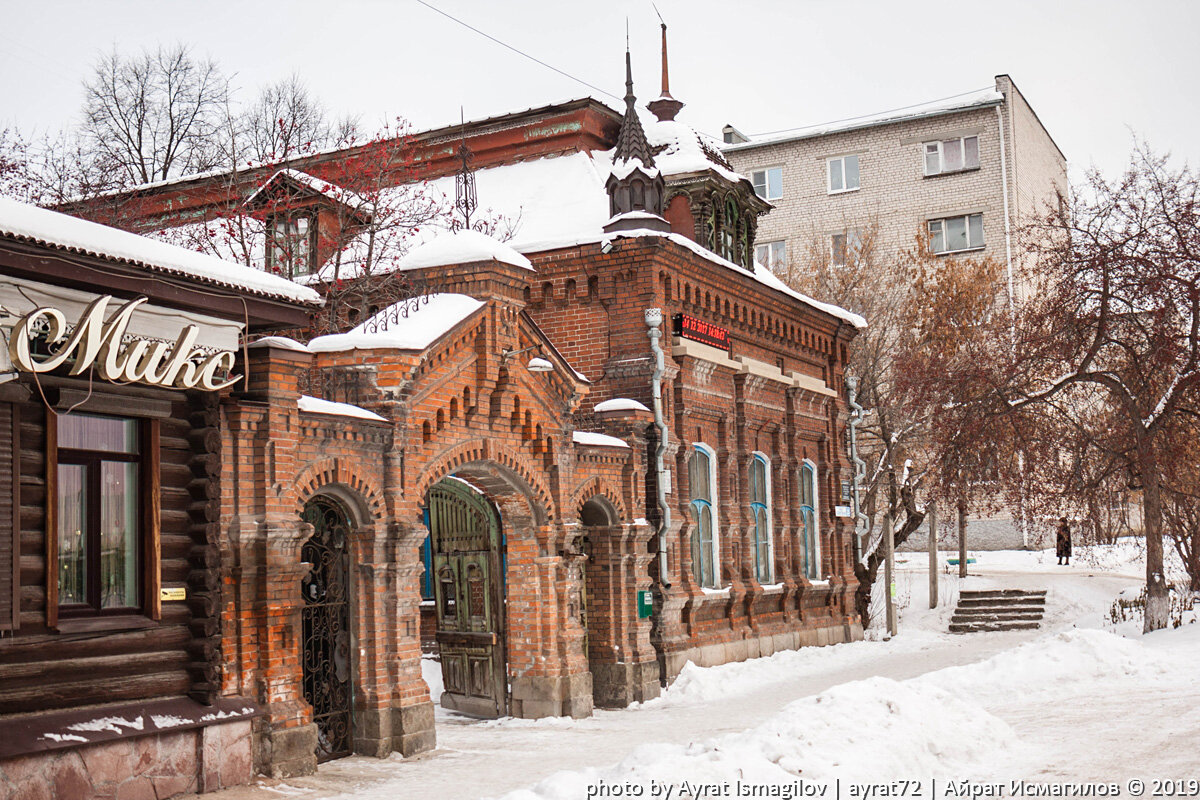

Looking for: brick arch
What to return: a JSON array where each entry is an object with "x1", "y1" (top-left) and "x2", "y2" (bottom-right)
[
  {"x1": 414, "y1": 438, "x2": 557, "y2": 525},
  {"x1": 293, "y1": 458, "x2": 386, "y2": 524},
  {"x1": 569, "y1": 477, "x2": 628, "y2": 524}
]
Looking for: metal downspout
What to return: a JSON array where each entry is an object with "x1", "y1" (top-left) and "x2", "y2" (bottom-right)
[{"x1": 645, "y1": 308, "x2": 672, "y2": 588}]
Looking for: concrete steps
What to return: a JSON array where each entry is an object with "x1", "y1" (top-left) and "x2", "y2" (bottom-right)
[{"x1": 950, "y1": 589, "x2": 1046, "y2": 634}]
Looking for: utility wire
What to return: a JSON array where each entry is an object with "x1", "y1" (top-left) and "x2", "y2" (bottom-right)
[{"x1": 415, "y1": 0, "x2": 621, "y2": 103}]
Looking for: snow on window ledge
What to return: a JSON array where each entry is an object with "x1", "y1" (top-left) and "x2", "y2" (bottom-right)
[
  {"x1": 700, "y1": 586, "x2": 730, "y2": 596},
  {"x1": 760, "y1": 582, "x2": 785, "y2": 593}
]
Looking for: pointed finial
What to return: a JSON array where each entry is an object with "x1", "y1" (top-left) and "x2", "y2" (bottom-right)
[{"x1": 647, "y1": 11, "x2": 685, "y2": 122}]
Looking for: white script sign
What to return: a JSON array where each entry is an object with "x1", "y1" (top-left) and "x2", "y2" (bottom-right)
[{"x1": 9, "y1": 295, "x2": 241, "y2": 391}]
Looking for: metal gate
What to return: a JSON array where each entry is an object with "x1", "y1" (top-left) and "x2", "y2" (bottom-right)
[
  {"x1": 428, "y1": 478, "x2": 506, "y2": 718},
  {"x1": 300, "y1": 495, "x2": 353, "y2": 762}
]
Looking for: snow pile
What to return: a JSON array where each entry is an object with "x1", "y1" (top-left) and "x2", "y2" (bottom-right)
[
  {"x1": 308, "y1": 293, "x2": 484, "y2": 353},
  {"x1": 497, "y1": 678, "x2": 1015, "y2": 799},
  {"x1": 594, "y1": 398, "x2": 650, "y2": 412},
  {"x1": 0, "y1": 196, "x2": 321, "y2": 305},
  {"x1": 495, "y1": 623, "x2": 1169, "y2": 799},
  {"x1": 572, "y1": 431, "x2": 630, "y2": 449},
  {"x1": 298, "y1": 395, "x2": 387, "y2": 422},
  {"x1": 396, "y1": 228, "x2": 533, "y2": 272},
  {"x1": 421, "y1": 657, "x2": 444, "y2": 704},
  {"x1": 926, "y1": 628, "x2": 1167, "y2": 703},
  {"x1": 248, "y1": 335, "x2": 311, "y2": 352}
]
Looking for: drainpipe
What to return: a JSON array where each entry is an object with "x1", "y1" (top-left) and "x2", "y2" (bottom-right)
[
  {"x1": 846, "y1": 376, "x2": 869, "y2": 562},
  {"x1": 997, "y1": 102, "x2": 1030, "y2": 548},
  {"x1": 645, "y1": 308, "x2": 672, "y2": 588}
]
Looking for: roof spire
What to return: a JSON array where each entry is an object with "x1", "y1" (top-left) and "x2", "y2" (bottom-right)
[
  {"x1": 647, "y1": 17, "x2": 684, "y2": 122},
  {"x1": 605, "y1": 40, "x2": 668, "y2": 234},
  {"x1": 612, "y1": 45, "x2": 656, "y2": 169}
]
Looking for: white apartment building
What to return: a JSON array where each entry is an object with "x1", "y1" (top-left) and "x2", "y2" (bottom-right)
[{"x1": 723, "y1": 75, "x2": 1066, "y2": 304}]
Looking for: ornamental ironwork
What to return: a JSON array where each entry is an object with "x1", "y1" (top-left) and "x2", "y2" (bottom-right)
[{"x1": 300, "y1": 495, "x2": 353, "y2": 762}]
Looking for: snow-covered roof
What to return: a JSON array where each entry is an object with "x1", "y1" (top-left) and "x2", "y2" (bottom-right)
[
  {"x1": 246, "y1": 169, "x2": 374, "y2": 213},
  {"x1": 646, "y1": 116, "x2": 742, "y2": 184},
  {"x1": 722, "y1": 87, "x2": 1005, "y2": 152},
  {"x1": 308, "y1": 293, "x2": 485, "y2": 353},
  {"x1": 572, "y1": 431, "x2": 630, "y2": 449},
  {"x1": 395, "y1": 228, "x2": 533, "y2": 272},
  {"x1": 0, "y1": 196, "x2": 321, "y2": 306},
  {"x1": 248, "y1": 335, "x2": 311, "y2": 352},
  {"x1": 298, "y1": 394, "x2": 387, "y2": 422},
  {"x1": 594, "y1": 398, "x2": 650, "y2": 412}
]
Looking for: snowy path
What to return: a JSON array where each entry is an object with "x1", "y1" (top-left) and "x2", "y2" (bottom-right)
[{"x1": 186, "y1": 556, "x2": 1168, "y2": 800}]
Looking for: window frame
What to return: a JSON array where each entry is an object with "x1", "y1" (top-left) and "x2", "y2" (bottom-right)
[
  {"x1": 689, "y1": 443, "x2": 722, "y2": 589},
  {"x1": 799, "y1": 459, "x2": 821, "y2": 582},
  {"x1": 830, "y1": 229, "x2": 863, "y2": 267},
  {"x1": 754, "y1": 240, "x2": 787, "y2": 271},
  {"x1": 751, "y1": 166, "x2": 783, "y2": 201},
  {"x1": 923, "y1": 135, "x2": 980, "y2": 177},
  {"x1": 928, "y1": 213, "x2": 985, "y2": 254},
  {"x1": 265, "y1": 212, "x2": 317, "y2": 279},
  {"x1": 826, "y1": 154, "x2": 861, "y2": 195},
  {"x1": 45, "y1": 409, "x2": 161, "y2": 629},
  {"x1": 749, "y1": 452, "x2": 774, "y2": 584}
]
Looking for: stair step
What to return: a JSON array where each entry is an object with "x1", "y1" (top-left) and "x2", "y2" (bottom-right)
[
  {"x1": 957, "y1": 599, "x2": 1045, "y2": 610},
  {"x1": 950, "y1": 621, "x2": 1041, "y2": 633},
  {"x1": 951, "y1": 612, "x2": 1043, "y2": 623},
  {"x1": 961, "y1": 589, "x2": 1046, "y2": 599}
]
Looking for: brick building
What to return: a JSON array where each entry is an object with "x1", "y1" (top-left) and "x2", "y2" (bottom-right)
[
  {"x1": 27, "y1": 45, "x2": 868, "y2": 793},
  {"x1": 722, "y1": 75, "x2": 1067, "y2": 305}
]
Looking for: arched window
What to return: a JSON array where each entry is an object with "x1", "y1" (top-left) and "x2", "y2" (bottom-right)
[
  {"x1": 749, "y1": 453, "x2": 772, "y2": 583},
  {"x1": 721, "y1": 198, "x2": 738, "y2": 261},
  {"x1": 799, "y1": 460, "x2": 821, "y2": 580},
  {"x1": 689, "y1": 444, "x2": 720, "y2": 588}
]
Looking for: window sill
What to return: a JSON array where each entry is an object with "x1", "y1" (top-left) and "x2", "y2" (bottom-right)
[
  {"x1": 933, "y1": 245, "x2": 987, "y2": 257},
  {"x1": 826, "y1": 187, "x2": 860, "y2": 196},
  {"x1": 760, "y1": 582, "x2": 785, "y2": 593},
  {"x1": 55, "y1": 615, "x2": 159, "y2": 635},
  {"x1": 700, "y1": 586, "x2": 730, "y2": 596},
  {"x1": 923, "y1": 166, "x2": 982, "y2": 179},
  {"x1": 806, "y1": 579, "x2": 831, "y2": 587}
]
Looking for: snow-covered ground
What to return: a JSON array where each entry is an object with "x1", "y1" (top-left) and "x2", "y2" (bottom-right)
[{"x1": 190, "y1": 544, "x2": 1198, "y2": 800}]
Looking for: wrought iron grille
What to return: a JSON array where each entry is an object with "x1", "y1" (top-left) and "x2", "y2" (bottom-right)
[{"x1": 300, "y1": 496, "x2": 353, "y2": 763}]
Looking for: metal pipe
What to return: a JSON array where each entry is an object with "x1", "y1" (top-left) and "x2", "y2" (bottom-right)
[
  {"x1": 645, "y1": 308, "x2": 672, "y2": 587},
  {"x1": 846, "y1": 376, "x2": 869, "y2": 560}
]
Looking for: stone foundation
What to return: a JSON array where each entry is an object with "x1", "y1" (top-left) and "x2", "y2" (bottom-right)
[
  {"x1": 591, "y1": 660, "x2": 661, "y2": 708},
  {"x1": 660, "y1": 621, "x2": 864, "y2": 683},
  {"x1": 510, "y1": 673, "x2": 593, "y2": 719},
  {"x1": 0, "y1": 720, "x2": 252, "y2": 800}
]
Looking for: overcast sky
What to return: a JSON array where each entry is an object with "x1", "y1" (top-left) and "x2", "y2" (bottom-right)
[{"x1": 2, "y1": 0, "x2": 1197, "y2": 181}]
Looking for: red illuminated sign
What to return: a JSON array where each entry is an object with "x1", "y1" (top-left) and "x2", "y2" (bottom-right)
[{"x1": 673, "y1": 313, "x2": 731, "y2": 351}]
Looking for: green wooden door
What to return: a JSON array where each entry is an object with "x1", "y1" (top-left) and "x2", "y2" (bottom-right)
[{"x1": 428, "y1": 478, "x2": 506, "y2": 718}]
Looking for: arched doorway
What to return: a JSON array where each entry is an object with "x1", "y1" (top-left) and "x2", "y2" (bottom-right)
[
  {"x1": 427, "y1": 477, "x2": 507, "y2": 718},
  {"x1": 300, "y1": 495, "x2": 354, "y2": 762}
]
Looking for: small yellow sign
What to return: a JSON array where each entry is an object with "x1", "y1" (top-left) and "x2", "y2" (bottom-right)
[{"x1": 160, "y1": 587, "x2": 187, "y2": 602}]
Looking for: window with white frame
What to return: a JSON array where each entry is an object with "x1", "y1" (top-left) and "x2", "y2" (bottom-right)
[
  {"x1": 689, "y1": 445, "x2": 720, "y2": 589},
  {"x1": 830, "y1": 229, "x2": 863, "y2": 267},
  {"x1": 827, "y1": 154, "x2": 860, "y2": 194},
  {"x1": 924, "y1": 135, "x2": 980, "y2": 176},
  {"x1": 799, "y1": 460, "x2": 821, "y2": 581},
  {"x1": 755, "y1": 240, "x2": 786, "y2": 270},
  {"x1": 751, "y1": 166, "x2": 783, "y2": 201},
  {"x1": 928, "y1": 213, "x2": 984, "y2": 254},
  {"x1": 749, "y1": 454, "x2": 773, "y2": 583},
  {"x1": 266, "y1": 214, "x2": 315, "y2": 278}
]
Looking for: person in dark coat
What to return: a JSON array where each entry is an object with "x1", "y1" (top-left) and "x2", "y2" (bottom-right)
[{"x1": 1056, "y1": 517, "x2": 1072, "y2": 565}]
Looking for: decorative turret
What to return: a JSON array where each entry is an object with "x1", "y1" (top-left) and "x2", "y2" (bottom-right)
[
  {"x1": 647, "y1": 23, "x2": 685, "y2": 123},
  {"x1": 604, "y1": 48, "x2": 669, "y2": 234}
]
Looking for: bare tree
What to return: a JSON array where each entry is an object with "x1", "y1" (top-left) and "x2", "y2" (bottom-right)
[
  {"x1": 926, "y1": 147, "x2": 1200, "y2": 632},
  {"x1": 786, "y1": 221, "x2": 1005, "y2": 624},
  {"x1": 240, "y1": 74, "x2": 358, "y2": 164},
  {"x1": 82, "y1": 44, "x2": 229, "y2": 186}
]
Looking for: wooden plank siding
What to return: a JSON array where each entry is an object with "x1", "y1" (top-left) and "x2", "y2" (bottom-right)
[{"x1": 0, "y1": 391, "x2": 219, "y2": 716}]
